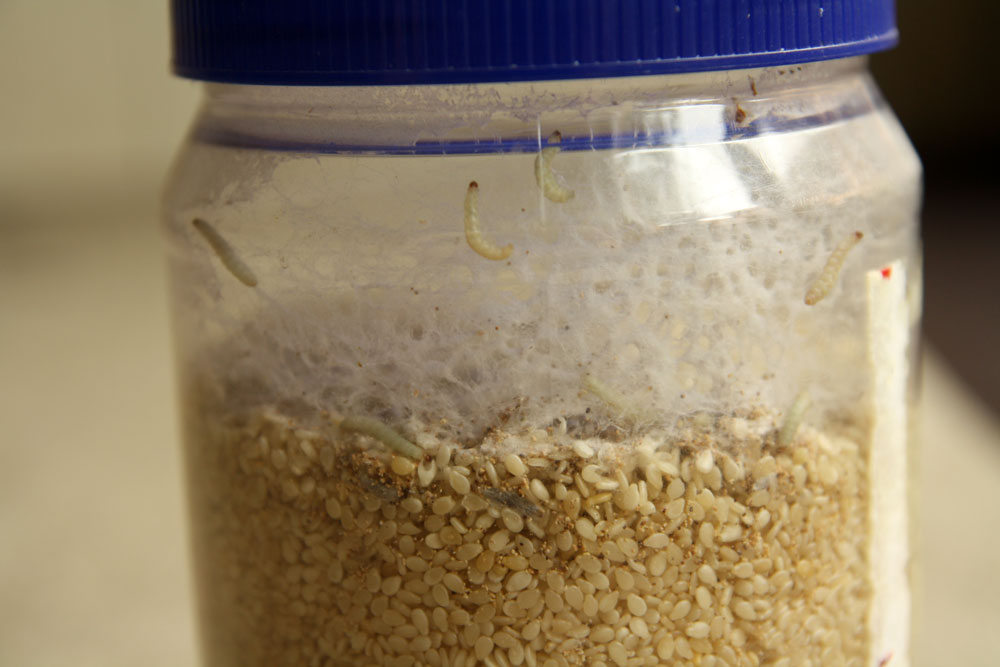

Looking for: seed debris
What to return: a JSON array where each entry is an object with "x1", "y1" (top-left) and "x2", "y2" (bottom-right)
[
  {"x1": 805, "y1": 230, "x2": 864, "y2": 305},
  {"x1": 191, "y1": 218, "x2": 258, "y2": 287},
  {"x1": 463, "y1": 181, "x2": 513, "y2": 260},
  {"x1": 482, "y1": 487, "x2": 541, "y2": 517},
  {"x1": 339, "y1": 415, "x2": 423, "y2": 459},
  {"x1": 534, "y1": 131, "x2": 574, "y2": 203},
  {"x1": 358, "y1": 469, "x2": 400, "y2": 502}
]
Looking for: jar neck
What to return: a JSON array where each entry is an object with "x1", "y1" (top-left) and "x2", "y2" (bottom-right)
[{"x1": 193, "y1": 57, "x2": 872, "y2": 150}]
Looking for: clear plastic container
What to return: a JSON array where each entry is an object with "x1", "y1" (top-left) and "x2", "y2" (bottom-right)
[{"x1": 165, "y1": 56, "x2": 920, "y2": 667}]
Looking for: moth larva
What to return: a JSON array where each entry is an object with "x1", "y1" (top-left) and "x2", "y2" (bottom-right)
[
  {"x1": 192, "y1": 218, "x2": 258, "y2": 287},
  {"x1": 534, "y1": 131, "x2": 574, "y2": 203},
  {"x1": 584, "y1": 374, "x2": 638, "y2": 421},
  {"x1": 464, "y1": 181, "x2": 513, "y2": 260},
  {"x1": 804, "y1": 231, "x2": 864, "y2": 305},
  {"x1": 777, "y1": 390, "x2": 811, "y2": 448},
  {"x1": 339, "y1": 415, "x2": 423, "y2": 459}
]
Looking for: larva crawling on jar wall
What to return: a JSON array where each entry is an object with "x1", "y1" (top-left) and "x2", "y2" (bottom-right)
[
  {"x1": 192, "y1": 218, "x2": 258, "y2": 287},
  {"x1": 534, "y1": 131, "x2": 574, "y2": 203},
  {"x1": 339, "y1": 415, "x2": 424, "y2": 460},
  {"x1": 584, "y1": 374, "x2": 639, "y2": 422},
  {"x1": 463, "y1": 181, "x2": 513, "y2": 260},
  {"x1": 777, "y1": 390, "x2": 811, "y2": 448},
  {"x1": 804, "y1": 230, "x2": 864, "y2": 305}
]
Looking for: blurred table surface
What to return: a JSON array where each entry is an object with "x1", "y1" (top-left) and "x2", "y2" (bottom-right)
[{"x1": 1, "y1": 183, "x2": 998, "y2": 667}]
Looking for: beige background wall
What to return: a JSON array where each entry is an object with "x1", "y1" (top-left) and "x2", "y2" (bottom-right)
[
  {"x1": 0, "y1": 3, "x2": 997, "y2": 666},
  {"x1": 0, "y1": 2, "x2": 198, "y2": 189}
]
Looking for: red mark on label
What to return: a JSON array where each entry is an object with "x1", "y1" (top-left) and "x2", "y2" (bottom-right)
[
  {"x1": 881, "y1": 267, "x2": 893, "y2": 279},
  {"x1": 878, "y1": 652, "x2": 893, "y2": 667}
]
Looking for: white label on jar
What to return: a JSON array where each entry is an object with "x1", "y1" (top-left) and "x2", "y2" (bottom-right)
[{"x1": 867, "y1": 260, "x2": 911, "y2": 667}]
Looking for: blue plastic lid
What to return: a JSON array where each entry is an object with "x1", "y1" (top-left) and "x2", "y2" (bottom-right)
[{"x1": 171, "y1": 0, "x2": 897, "y2": 85}]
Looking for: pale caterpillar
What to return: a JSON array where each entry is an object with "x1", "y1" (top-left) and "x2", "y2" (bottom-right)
[
  {"x1": 804, "y1": 231, "x2": 864, "y2": 305},
  {"x1": 534, "y1": 131, "x2": 574, "y2": 203},
  {"x1": 463, "y1": 181, "x2": 513, "y2": 260},
  {"x1": 777, "y1": 390, "x2": 811, "y2": 448},
  {"x1": 339, "y1": 415, "x2": 423, "y2": 459},
  {"x1": 192, "y1": 218, "x2": 258, "y2": 287},
  {"x1": 584, "y1": 374, "x2": 639, "y2": 421}
]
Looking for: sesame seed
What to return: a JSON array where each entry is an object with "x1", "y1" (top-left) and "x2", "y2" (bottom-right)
[
  {"x1": 383, "y1": 609, "x2": 407, "y2": 626},
  {"x1": 614, "y1": 569, "x2": 635, "y2": 591},
  {"x1": 577, "y1": 554, "x2": 602, "y2": 574},
  {"x1": 431, "y1": 583, "x2": 449, "y2": 606},
  {"x1": 412, "y1": 608, "x2": 429, "y2": 635},
  {"x1": 670, "y1": 600, "x2": 692, "y2": 620},
  {"x1": 417, "y1": 459, "x2": 437, "y2": 486},
  {"x1": 432, "y1": 496, "x2": 456, "y2": 515},
  {"x1": 494, "y1": 630, "x2": 517, "y2": 649},
  {"x1": 591, "y1": 625, "x2": 615, "y2": 643},
  {"x1": 443, "y1": 572, "x2": 466, "y2": 593},
  {"x1": 629, "y1": 616, "x2": 650, "y2": 637},
  {"x1": 529, "y1": 479, "x2": 550, "y2": 503},
  {"x1": 695, "y1": 586, "x2": 713, "y2": 609},
  {"x1": 391, "y1": 455, "x2": 416, "y2": 476},
  {"x1": 608, "y1": 641, "x2": 628, "y2": 667},
  {"x1": 733, "y1": 600, "x2": 757, "y2": 620},
  {"x1": 599, "y1": 590, "x2": 620, "y2": 612},
  {"x1": 584, "y1": 491, "x2": 614, "y2": 508},
  {"x1": 475, "y1": 637, "x2": 494, "y2": 661},
  {"x1": 819, "y1": 459, "x2": 839, "y2": 486},
  {"x1": 325, "y1": 497, "x2": 342, "y2": 520},
  {"x1": 517, "y1": 589, "x2": 541, "y2": 610},
  {"x1": 643, "y1": 533, "x2": 670, "y2": 549},
  {"x1": 506, "y1": 570, "x2": 533, "y2": 592},
  {"x1": 502, "y1": 509, "x2": 525, "y2": 533},
  {"x1": 200, "y1": 408, "x2": 874, "y2": 666},
  {"x1": 719, "y1": 525, "x2": 742, "y2": 543},
  {"x1": 565, "y1": 585, "x2": 584, "y2": 609},
  {"x1": 503, "y1": 454, "x2": 526, "y2": 477},
  {"x1": 695, "y1": 449, "x2": 714, "y2": 474},
  {"x1": 400, "y1": 497, "x2": 423, "y2": 513},
  {"x1": 484, "y1": 460, "x2": 500, "y2": 486},
  {"x1": 575, "y1": 518, "x2": 598, "y2": 541},
  {"x1": 647, "y1": 553, "x2": 667, "y2": 577},
  {"x1": 449, "y1": 469, "x2": 472, "y2": 495},
  {"x1": 488, "y1": 530, "x2": 510, "y2": 552},
  {"x1": 656, "y1": 636, "x2": 675, "y2": 660},
  {"x1": 627, "y1": 594, "x2": 647, "y2": 616},
  {"x1": 665, "y1": 498, "x2": 685, "y2": 519},
  {"x1": 686, "y1": 621, "x2": 710, "y2": 639}
]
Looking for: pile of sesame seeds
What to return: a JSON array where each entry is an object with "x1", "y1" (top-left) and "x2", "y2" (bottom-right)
[{"x1": 186, "y1": 409, "x2": 869, "y2": 667}]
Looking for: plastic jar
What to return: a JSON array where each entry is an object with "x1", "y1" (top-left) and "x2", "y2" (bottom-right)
[{"x1": 166, "y1": 3, "x2": 920, "y2": 666}]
